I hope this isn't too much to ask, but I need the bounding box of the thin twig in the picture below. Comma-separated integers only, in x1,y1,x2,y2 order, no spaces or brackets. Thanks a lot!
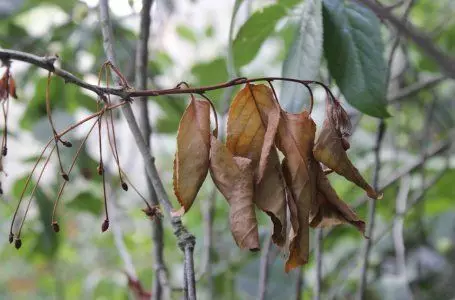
295,267,303,300
356,0,455,78
357,120,386,299
314,228,323,300
388,75,446,103
98,1,196,299
257,234,273,300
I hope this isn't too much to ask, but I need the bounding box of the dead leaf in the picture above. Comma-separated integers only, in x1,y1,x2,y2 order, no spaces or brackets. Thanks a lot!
275,111,317,272
313,118,381,199
227,84,286,246
173,97,211,213
310,163,365,235
9,77,17,99
209,136,259,251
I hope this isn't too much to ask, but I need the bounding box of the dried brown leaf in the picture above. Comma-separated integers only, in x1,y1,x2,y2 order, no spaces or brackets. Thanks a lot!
275,111,317,272
313,119,381,199
310,163,365,235
173,98,211,213
227,84,286,245
209,136,259,251
9,77,17,99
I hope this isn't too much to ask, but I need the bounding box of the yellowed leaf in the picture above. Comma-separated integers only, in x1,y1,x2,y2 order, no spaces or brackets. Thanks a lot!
227,84,286,246
173,98,211,213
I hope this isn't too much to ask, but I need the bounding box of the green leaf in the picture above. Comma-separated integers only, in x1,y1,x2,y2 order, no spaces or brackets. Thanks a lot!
281,0,323,113
20,76,97,129
176,25,198,44
191,57,228,105
66,191,102,215
232,4,288,69
33,188,59,258
322,0,390,118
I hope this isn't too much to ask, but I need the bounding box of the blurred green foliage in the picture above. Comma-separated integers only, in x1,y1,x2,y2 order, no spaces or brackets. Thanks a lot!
0,0,455,299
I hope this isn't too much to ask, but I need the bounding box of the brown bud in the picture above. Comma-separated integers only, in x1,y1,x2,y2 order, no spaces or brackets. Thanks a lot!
97,164,103,176
14,238,22,249
2,146,7,156
61,173,69,181
101,219,109,232
52,221,60,233
62,140,72,148
121,182,128,191
8,233,13,244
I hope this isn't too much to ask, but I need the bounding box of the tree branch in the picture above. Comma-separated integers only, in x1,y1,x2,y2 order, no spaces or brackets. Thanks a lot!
356,0,455,78
388,75,446,103
98,1,196,300
134,1,169,299
357,120,386,299
257,234,273,300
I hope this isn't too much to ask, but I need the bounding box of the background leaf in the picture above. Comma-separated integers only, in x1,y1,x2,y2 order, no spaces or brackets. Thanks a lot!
322,0,389,117
280,0,323,113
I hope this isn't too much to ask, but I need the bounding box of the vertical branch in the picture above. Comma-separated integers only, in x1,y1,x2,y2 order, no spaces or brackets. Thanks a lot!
357,120,386,299
98,1,196,299
134,1,169,299
200,186,216,298
295,267,304,300
393,175,411,276
314,228,323,300
257,234,272,300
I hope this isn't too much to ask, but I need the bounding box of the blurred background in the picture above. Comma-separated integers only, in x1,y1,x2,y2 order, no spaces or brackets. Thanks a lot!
1,0,455,299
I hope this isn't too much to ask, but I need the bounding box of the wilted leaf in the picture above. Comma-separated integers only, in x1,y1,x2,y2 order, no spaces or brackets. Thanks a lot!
275,111,317,272
227,84,286,246
313,116,381,199
310,163,365,234
209,136,259,251
173,98,211,213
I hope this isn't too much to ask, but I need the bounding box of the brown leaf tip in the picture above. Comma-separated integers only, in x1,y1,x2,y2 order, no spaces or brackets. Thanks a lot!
14,238,22,249
52,221,60,233
101,219,109,232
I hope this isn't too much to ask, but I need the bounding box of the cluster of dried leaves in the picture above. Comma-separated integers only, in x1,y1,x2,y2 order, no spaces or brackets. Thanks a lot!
173,83,381,272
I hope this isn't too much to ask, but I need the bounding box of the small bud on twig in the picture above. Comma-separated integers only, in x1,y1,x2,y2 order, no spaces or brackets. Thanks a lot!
52,221,60,233
14,238,22,249
61,173,69,181
121,182,128,191
101,219,109,232
8,233,13,244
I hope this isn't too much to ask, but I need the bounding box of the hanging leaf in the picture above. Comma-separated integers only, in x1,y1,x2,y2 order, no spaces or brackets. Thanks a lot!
313,102,381,199
281,0,323,113
209,136,260,251
275,110,317,272
227,84,287,246
310,163,365,234
322,0,389,118
173,98,211,214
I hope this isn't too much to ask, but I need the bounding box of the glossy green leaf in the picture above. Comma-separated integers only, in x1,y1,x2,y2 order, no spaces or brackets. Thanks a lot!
281,0,323,113
322,0,390,118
